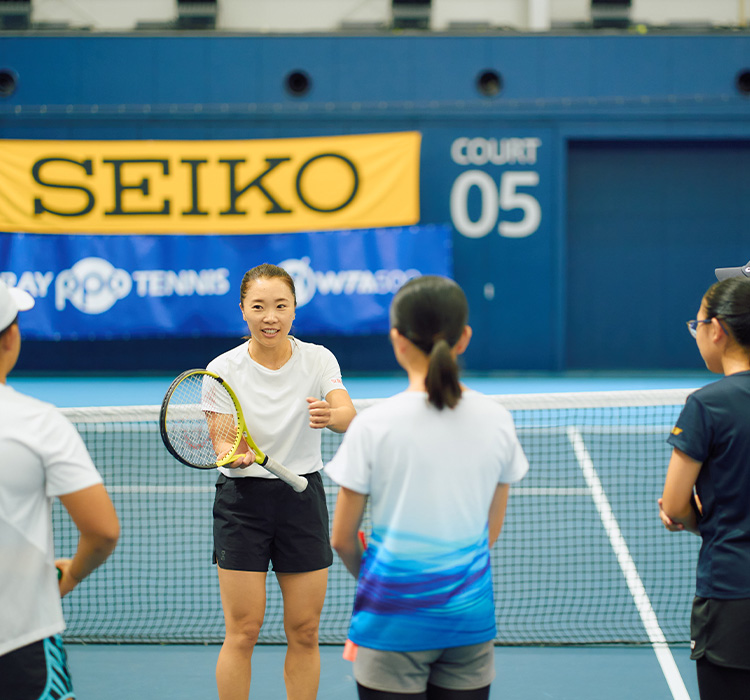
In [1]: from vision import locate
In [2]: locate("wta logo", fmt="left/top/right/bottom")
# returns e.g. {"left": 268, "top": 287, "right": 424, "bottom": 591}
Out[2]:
{"left": 279, "top": 257, "right": 420, "bottom": 307}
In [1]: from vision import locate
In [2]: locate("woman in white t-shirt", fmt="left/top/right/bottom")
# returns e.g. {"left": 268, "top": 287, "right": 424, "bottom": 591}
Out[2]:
{"left": 326, "top": 275, "right": 528, "bottom": 700}
{"left": 0, "top": 280, "right": 119, "bottom": 700}
{"left": 209, "top": 263, "right": 356, "bottom": 700}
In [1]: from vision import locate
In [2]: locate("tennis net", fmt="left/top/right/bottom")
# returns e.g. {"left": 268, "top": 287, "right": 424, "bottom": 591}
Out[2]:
{"left": 55, "top": 389, "right": 700, "bottom": 645}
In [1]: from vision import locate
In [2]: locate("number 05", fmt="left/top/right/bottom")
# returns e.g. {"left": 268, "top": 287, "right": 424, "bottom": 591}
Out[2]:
{"left": 450, "top": 170, "right": 541, "bottom": 239}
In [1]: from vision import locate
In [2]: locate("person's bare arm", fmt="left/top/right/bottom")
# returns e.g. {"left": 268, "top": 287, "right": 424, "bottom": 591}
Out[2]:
{"left": 330, "top": 487, "right": 368, "bottom": 577}
{"left": 660, "top": 448, "right": 702, "bottom": 535}
{"left": 488, "top": 484, "right": 510, "bottom": 547}
{"left": 307, "top": 389, "right": 356, "bottom": 433}
{"left": 56, "top": 483, "right": 119, "bottom": 596}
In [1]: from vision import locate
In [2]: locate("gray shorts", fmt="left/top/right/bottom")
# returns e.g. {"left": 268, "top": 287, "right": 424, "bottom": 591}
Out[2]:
{"left": 354, "top": 641, "right": 495, "bottom": 694}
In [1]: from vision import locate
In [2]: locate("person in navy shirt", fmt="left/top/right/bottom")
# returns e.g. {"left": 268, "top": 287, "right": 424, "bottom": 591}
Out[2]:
{"left": 660, "top": 277, "right": 750, "bottom": 700}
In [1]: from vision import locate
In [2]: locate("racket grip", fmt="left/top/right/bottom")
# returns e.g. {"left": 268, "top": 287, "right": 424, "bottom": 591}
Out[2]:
{"left": 260, "top": 455, "right": 308, "bottom": 493}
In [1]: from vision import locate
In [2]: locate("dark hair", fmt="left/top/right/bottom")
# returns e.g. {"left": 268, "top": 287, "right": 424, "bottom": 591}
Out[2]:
{"left": 240, "top": 263, "right": 296, "bottom": 306}
{"left": 703, "top": 277, "right": 750, "bottom": 348}
{"left": 390, "top": 275, "right": 468, "bottom": 410}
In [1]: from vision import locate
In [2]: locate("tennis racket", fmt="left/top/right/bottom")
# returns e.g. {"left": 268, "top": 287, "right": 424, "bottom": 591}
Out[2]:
{"left": 159, "top": 369, "right": 308, "bottom": 493}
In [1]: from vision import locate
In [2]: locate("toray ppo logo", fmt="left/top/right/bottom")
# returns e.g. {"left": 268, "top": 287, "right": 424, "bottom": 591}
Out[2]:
{"left": 55, "top": 257, "right": 132, "bottom": 314}
{"left": 51, "top": 257, "right": 231, "bottom": 314}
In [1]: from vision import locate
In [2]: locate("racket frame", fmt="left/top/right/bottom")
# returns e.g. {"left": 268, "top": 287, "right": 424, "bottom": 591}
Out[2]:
{"left": 159, "top": 369, "right": 308, "bottom": 492}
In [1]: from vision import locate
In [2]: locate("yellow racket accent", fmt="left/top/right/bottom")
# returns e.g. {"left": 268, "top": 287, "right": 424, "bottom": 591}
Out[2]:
{"left": 160, "top": 369, "right": 307, "bottom": 492}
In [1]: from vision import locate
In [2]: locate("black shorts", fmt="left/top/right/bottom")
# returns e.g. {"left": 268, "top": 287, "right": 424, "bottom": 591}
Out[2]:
{"left": 691, "top": 596, "right": 750, "bottom": 670}
{"left": 0, "top": 634, "right": 74, "bottom": 700}
{"left": 213, "top": 470, "right": 333, "bottom": 573}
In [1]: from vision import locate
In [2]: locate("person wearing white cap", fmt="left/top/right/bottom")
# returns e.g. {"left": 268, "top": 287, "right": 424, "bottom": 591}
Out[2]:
{"left": 715, "top": 260, "right": 750, "bottom": 281}
{"left": 0, "top": 279, "right": 35, "bottom": 332}
{"left": 0, "top": 280, "right": 120, "bottom": 699}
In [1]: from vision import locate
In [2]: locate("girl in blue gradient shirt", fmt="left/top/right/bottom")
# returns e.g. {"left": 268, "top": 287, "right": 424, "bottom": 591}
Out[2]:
{"left": 326, "top": 276, "right": 528, "bottom": 700}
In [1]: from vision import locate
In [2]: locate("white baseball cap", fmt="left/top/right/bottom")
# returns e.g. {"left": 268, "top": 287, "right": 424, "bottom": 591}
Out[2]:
{"left": 0, "top": 279, "right": 35, "bottom": 331}
{"left": 715, "top": 261, "right": 750, "bottom": 282}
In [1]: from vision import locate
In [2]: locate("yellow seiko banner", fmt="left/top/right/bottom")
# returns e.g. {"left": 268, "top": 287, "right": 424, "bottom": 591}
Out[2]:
{"left": 0, "top": 132, "right": 421, "bottom": 234}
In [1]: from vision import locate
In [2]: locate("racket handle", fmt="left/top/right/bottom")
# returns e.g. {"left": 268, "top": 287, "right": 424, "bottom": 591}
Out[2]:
{"left": 259, "top": 455, "right": 308, "bottom": 493}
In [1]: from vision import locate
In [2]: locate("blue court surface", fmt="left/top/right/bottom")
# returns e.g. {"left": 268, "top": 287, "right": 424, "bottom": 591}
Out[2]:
{"left": 66, "top": 643, "right": 700, "bottom": 700}
{"left": 9, "top": 370, "right": 714, "bottom": 406}
{"left": 20, "top": 370, "right": 710, "bottom": 700}
{"left": 63, "top": 644, "right": 698, "bottom": 700}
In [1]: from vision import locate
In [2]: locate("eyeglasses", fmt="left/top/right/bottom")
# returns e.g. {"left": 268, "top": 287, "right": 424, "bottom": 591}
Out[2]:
{"left": 686, "top": 319, "right": 712, "bottom": 338}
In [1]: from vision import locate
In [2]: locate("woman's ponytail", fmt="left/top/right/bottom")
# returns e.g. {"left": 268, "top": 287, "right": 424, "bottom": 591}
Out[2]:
{"left": 425, "top": 338, "right": 462, "bottom": 410}
{"left": 390, "top": 276, "right": 468, "bottom": 410}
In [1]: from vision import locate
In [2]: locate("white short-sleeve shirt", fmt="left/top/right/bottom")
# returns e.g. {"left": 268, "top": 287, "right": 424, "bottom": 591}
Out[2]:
{"left": 207, "top": 338, "right": 346, "bottom": 478}
{"left": 0, "top": 384, "right": 103, "bottom": 656}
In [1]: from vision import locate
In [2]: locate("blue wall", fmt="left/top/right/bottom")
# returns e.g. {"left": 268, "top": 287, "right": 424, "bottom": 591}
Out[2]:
{"left": 2, "top": 34, "right": 750, "bottom": 372}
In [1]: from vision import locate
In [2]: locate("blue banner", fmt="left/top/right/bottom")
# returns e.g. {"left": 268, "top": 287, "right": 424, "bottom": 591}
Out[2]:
{"left": 0, "top": 226, "right": 452, "bottom": 340}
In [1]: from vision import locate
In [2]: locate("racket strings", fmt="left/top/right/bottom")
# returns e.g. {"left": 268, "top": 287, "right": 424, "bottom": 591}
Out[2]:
{"left": 165, "top": 374, "right": 239, "bottom": 467}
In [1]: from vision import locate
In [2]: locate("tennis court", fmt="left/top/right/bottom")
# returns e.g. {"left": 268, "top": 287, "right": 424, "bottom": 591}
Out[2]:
{"left": 4, "top": 13, "right": 747, "bottom": 700}
{"left": 11, "top": 371, "right": 711, "bottom": 700}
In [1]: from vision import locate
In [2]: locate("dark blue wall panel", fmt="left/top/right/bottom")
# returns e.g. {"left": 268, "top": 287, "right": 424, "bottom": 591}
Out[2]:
{"left": 567, "top": 140, "right": 750, "bottom": 370}
{"left": 3, "top": 35, "right": 749, "bottom": 107}
{"left": 1, "top": 34, "right": 750, "bottom": 372}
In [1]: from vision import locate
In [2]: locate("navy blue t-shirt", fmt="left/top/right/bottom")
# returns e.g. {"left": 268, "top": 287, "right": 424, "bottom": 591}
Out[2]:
{"left": 667, "top": 371, "right": 750, "bottom": 599}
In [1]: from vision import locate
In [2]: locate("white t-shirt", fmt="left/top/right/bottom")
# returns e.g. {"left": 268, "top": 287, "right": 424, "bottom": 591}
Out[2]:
{"left": 0, "top": 384, "right": 103, "bottom": 657}
{"left": 325, "top": 390, "right": 529, "bottom": 651}
{"left": 207, "top": 338, "right": 346, "bottom": 478}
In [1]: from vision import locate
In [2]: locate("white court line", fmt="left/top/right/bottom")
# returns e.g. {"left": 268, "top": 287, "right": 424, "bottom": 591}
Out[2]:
{"left": 566, "top": 426, "right": 692, "bottom": 700}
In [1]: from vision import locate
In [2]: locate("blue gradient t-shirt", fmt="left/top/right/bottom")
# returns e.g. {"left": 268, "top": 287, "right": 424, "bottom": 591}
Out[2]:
{"left": 325, "top": 391, "right": 528, "bottom": 651}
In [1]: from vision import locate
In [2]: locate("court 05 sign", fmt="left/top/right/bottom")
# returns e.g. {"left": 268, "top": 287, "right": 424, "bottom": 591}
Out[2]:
{"left": 448, "top": 136, "right": 545, "bottom": 239}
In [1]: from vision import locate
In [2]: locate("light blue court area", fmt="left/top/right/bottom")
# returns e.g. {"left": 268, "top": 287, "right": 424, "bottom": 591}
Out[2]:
{"left": 66, "top": 643, "right": 700, "bottom": 700}
{"left": 30, "top": 370, "right": 708, "bottom": 700}
{"left": 9, "top": 370, "right": 714, "bottom": 407}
